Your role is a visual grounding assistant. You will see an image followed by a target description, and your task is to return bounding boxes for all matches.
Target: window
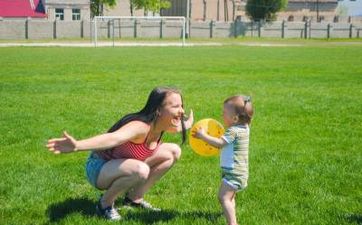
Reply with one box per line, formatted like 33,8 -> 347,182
318,16 -> 325,22
55,8 -> 64,20
72,9 -> 81,20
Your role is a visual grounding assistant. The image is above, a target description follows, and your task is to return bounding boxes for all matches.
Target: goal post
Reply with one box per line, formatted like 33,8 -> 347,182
92,16 -> 186,47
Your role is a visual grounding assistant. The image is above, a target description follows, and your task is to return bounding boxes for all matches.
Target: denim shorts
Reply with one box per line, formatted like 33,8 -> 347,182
86,152 -> 107,189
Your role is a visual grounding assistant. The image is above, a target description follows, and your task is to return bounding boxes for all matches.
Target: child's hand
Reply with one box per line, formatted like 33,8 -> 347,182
192,127 -> 206,139
46,131 -> 78,154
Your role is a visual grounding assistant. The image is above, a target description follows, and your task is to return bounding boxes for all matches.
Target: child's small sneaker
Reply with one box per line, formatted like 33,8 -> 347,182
96,199 -> 121,221
123,197 -> 161,211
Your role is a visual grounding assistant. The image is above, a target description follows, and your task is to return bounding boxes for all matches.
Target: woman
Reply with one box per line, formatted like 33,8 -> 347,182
47,87 -> 194,220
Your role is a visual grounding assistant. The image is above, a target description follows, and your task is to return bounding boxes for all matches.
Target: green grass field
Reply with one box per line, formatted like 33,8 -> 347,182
0,42 -> 361,225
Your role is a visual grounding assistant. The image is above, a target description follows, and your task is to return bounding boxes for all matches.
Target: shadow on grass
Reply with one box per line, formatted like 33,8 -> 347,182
46,197 -> 96,222
124,209 -> 222,224
47,197 -> 222,224
346,214 -> 362,225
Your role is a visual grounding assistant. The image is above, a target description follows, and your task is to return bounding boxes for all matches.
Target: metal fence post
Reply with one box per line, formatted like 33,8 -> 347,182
160,19 -> 163,39
282,20 -> 285,38
118,19 -> 121,38
234,19 -> 238,38
107,20 -> 111,38
250,21 -> 254,37
134,19 -> 137,38
327,23 -> 331,39
112,20 -> 115,47
81,20 -> 84,38
258,21 -> 261,38
53,20 -> 57,39
210,20 -> 214,38
188,20 -> 192,38
349,23 -> 353,38
309,20 -> 312,38
25,19 -> 29,39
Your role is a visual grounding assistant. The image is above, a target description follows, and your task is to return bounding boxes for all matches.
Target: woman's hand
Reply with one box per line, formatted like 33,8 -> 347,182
47,131 -> 78,154
184,109 -> 194,130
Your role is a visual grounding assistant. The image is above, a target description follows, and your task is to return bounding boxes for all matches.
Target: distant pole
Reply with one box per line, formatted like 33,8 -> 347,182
203,0 -> 207,21
217,0 -> 220,21
186,0 -> 190,37
316,0 -> 319,22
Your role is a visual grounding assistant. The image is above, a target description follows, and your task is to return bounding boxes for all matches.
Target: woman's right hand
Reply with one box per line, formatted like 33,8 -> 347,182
47,131 -> 78,154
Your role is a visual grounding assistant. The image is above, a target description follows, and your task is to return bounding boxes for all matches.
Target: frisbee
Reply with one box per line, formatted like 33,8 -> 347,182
189,118 -> 225,157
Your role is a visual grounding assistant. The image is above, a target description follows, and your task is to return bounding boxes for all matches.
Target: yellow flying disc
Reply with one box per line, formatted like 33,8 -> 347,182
189,118 -> 225,157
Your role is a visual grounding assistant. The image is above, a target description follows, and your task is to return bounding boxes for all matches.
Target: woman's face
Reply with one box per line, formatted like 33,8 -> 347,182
159,92 -> 184,128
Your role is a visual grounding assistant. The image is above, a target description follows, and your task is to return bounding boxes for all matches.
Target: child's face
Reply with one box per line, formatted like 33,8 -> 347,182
223,104 -> 237,127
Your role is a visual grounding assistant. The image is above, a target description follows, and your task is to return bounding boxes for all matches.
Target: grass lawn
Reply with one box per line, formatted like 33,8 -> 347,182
0,42 -> 361,225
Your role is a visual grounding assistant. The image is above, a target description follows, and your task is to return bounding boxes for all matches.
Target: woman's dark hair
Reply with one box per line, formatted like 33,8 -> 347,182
108,87 -> 187,144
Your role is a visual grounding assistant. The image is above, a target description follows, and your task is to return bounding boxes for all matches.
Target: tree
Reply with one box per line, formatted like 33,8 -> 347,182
91,0 -> 117,17
246,0 -> 287,21
131,0 -> 171,14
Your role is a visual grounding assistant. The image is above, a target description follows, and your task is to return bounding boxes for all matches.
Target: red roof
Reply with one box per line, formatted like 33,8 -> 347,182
0,0 -> 46,18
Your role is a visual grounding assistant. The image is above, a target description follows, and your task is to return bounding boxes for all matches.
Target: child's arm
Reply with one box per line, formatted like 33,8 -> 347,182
166,110 -> 194,133
192,128 -> 227,148
47,121 -> 146,154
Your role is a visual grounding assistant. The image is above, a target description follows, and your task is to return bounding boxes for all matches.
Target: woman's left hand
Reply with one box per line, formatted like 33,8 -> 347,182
184,109 -> 194,130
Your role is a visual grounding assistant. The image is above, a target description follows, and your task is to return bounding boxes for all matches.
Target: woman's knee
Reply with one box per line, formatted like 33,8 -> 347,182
133,162 -> 150,181
169,143 -> 182,161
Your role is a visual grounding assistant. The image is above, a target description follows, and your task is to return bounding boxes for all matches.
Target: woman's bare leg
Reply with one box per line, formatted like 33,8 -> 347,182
126,143 -> 181,202
96,158 -> 150,208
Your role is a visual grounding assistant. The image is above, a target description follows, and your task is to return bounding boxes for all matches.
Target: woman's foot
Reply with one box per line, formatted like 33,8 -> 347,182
96,197 -> 121,221
122,197 -> 161,211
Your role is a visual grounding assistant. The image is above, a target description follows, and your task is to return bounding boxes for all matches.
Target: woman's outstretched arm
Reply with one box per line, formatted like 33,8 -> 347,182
46,121 -> 147,154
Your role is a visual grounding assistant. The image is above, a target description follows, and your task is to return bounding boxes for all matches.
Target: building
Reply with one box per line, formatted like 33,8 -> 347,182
161,0 -> 247,21
102,1 -> 148,17
104,0 -> 342,22
44,0 -> 90,21
103,0 -> 247,21
0,0 -> 90,21
277,0 -> 338,21
0,0 -> 47,19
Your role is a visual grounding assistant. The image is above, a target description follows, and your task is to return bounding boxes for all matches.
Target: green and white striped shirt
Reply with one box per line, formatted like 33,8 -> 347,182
221,124 -> 250,179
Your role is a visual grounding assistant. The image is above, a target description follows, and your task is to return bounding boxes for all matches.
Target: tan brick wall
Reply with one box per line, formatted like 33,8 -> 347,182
104,0 -> 247,21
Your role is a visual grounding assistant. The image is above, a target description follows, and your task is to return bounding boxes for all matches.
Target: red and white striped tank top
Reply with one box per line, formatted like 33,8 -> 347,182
97,132 -> 161,161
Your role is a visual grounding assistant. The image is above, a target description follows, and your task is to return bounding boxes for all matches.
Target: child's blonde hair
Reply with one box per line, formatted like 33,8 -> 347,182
224,95 -> 253,125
